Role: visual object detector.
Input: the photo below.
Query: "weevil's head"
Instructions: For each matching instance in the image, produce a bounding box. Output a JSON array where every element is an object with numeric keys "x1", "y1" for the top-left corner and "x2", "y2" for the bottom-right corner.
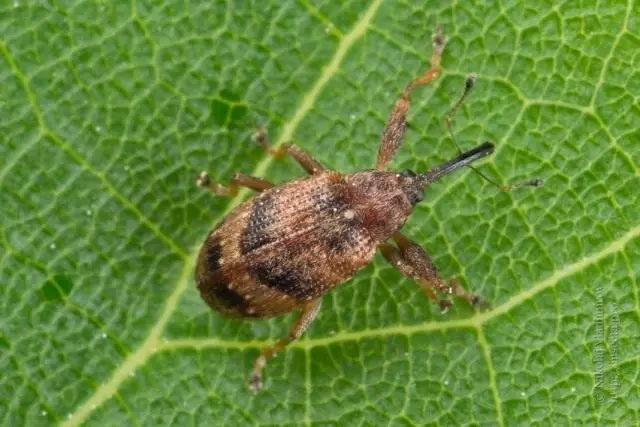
[
  {"x1": 397, "y1": 142, "x2": 496, "y2": 206},
  {"x1": 346, "y1": 142, "x2": 496, "y2": 242}
]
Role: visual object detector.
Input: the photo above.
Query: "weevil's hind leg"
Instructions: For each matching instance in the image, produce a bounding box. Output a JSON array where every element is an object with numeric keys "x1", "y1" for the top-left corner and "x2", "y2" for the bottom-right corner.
[
  {"x1": 249, "y1": 299, "x2": 322, "y2": 393},
  {"x1": 196, "y1": 171, "x2": 274, "y2": 197},
  {"x1": 253, "y1": 127, "x2": 326, "y2": 175},
  {"x1": 444, "y1": 74, "x2": 544, "y2": 192},
  {"x1": 376, "y1": 26, "x2": 447, "y2": 170},
  {"x1": 379, "y1": 233, "x2": 488, "y2": 312}
]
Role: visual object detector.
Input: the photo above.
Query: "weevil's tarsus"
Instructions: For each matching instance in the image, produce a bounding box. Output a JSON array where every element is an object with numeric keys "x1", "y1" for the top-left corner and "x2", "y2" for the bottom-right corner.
[
  {"x1": 253, "y1": 127, "x2": 326, "y2": 175},
  {"x1": 376, "y1": 26, "x2": 447, "y2": 170},
  {"x1": 432, "y1": 24, "x2": 446, "y2": 51},
  {"x1": 249, "y1": 299, "x2": 322, "y2": 394},
  {"x1": 444, "y1": 74, "x2": 544, "y2": 192},
  {"x1": 196, "y1": 171, "x2": 274, "y2": 196},
  {"x1": 252, "y1": 126, "x2": 282, "y2": 158},
  {"x1": 498, "y1": 178, "x2": 545, "y2": 192},
  {"x1": 380, "y1": 233, "x2": 488, "y2": 311}
]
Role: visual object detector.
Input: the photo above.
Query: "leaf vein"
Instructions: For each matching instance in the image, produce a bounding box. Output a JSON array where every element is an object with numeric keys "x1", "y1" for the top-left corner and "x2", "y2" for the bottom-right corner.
[
  {"x1": 477, "y1": 327, "x2": 505, "y2": 427},
  {"x1": 0, "y1": 41, "x2": 188, "y2": 260},
  {"x1": 60, "y1": 2, "x2": 385, "y2": 424},
  {"x1": 589, "y1": 0, "x2": 632, "y2": 108}
]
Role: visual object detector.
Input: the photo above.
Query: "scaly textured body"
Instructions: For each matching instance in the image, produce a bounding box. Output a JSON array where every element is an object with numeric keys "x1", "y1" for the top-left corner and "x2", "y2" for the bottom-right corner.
[
  {"x1": 194, "y1": 26, "x2": 541, "y2": 393},
  {"x1": 196, "y1": 170, "x2": 412, "y2": 318}
]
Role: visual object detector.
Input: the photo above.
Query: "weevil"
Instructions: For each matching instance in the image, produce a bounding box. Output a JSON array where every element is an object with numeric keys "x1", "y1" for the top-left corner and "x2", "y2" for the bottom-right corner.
[{"x1": 195, "y1": 27, "x2": 542, "y2": 393}]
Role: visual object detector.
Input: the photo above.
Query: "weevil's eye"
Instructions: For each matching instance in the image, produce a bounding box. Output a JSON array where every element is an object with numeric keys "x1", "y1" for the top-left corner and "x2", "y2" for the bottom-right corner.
[
  {"x1": 405, "y1": 189, "x2": 424, "y2": 206},
  {"x1": 400, "y1": 169, "x2": 416, "y2": 178}
]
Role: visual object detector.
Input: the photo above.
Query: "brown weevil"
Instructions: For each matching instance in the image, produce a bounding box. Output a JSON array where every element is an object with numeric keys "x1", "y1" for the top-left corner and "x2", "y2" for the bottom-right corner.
[{"x1": 195, "y1": 26, "x2": 543, "y2": 393}]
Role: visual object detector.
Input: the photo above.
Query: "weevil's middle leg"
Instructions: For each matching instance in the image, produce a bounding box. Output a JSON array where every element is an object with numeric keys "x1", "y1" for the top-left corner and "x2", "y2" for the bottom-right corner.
[
  {"x1": 253, "y1": 127, "x2": 326, "y2": 175},
  {"x1": 376, "y1": 26, "x2": 447, "y2": 170},
  {"x1": 249, "y1": 299, "x2": 322, "y2": 394},
  {"x1": 379, "y1": 233, "x2": 487, "y2": 312},
  {"x1": 196, "y1": 171, "x2": 274, "y2": 196}
]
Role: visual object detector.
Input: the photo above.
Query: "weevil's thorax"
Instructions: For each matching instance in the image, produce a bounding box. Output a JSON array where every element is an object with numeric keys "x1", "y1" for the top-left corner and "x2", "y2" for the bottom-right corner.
[{"x1": 346, "y1": 170, "x2": 417, "y2": 242}]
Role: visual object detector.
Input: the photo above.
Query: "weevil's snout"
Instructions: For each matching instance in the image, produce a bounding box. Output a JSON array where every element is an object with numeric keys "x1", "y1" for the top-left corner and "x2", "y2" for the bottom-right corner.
[
  {"x1": 398, "y1": 169, "x2": 425, "y2": 206},
  {"x1": 399, "y1": 142, "x2": 496, "y2": 204},
  {"x1": 418, "y1": 142, "x2": 495, "y2": 186}
]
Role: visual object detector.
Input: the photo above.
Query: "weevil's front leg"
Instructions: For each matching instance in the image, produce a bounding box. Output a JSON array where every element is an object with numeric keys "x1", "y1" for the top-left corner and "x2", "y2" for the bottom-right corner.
[
  {"x1": 253, "y1": 127, "x2": 326, "y2": 175},
  {"x1": 196, "y1": 171, "x2": 274, "y2": 196},
  {"x1": 379, "y1": 233, "x2": 487, "y2": 312},
  {"x1": 249, "y1": 298, "x2": 322, "y2": 393},
  {"x1": 376, "y1": 26, "x2": 447, "y2": 170}
]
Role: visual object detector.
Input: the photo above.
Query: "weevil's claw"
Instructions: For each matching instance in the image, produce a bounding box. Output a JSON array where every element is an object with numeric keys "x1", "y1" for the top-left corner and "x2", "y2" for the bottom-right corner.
[
  {"x1": 196, "y1": 171, "x2": 210, "y2": 187},
  {"x1": 251, "y1": 126, "x2": 269, "y2": 148},
  {"x1": 248, "y1": 373, "x2": 263, "y2": 394},
  {"x1": 447, "y1": 278, "x2": 491, "y2": 311},
  {"x1": 465, "y1": 73, "x2": 478, "y2": 90},
  {"x1": 433, "y1": 25, "x2": 447, "y2": 50},
  {"x1": 470, "y1": 294, "x2": 491, "y2": 311},
  {"x1": 438, "y1": 299, "x2": 453, "y2": 314}
]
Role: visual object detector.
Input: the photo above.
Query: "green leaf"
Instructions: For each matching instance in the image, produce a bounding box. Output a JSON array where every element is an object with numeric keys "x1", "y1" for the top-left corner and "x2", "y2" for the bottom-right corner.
[{"x1": 1, "y1": 1, "x2": 638, "y2": 426}]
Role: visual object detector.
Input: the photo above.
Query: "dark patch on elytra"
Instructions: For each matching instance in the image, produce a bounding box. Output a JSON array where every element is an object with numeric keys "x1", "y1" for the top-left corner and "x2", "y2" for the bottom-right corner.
[
  {"x1": 324, "y1": 225, "x2": 362, "y2": 253},
  {"x1": 241, "y1": 192, "x2": 280, "y2": 254},
  {"x1": 250, "y1": 260, "x2": 308, "y2": 299},
  {"x1": 213, "y1": 282, "x2": 246, "y2": 308},
  {"x1": 206, "y1": 240, "x2": 223, "y2": 272},
  {"x1": 311, "y1": 184, "x2": 349, "y2": 215}
]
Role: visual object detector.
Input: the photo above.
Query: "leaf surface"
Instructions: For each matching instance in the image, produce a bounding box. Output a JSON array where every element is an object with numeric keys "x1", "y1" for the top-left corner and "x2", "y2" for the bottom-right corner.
[{"x1": 1, "y1": 1, "x2": 639, "y2": 426}]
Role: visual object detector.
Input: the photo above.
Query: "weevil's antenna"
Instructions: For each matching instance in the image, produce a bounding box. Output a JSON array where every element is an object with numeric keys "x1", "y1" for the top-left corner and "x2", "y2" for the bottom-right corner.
[
  {"x1": 419, "y1": 142, "x2": 495, "y2": 185},
  {"x1": 444, "y1": 74, "x2": 543, "y2": 192}
]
